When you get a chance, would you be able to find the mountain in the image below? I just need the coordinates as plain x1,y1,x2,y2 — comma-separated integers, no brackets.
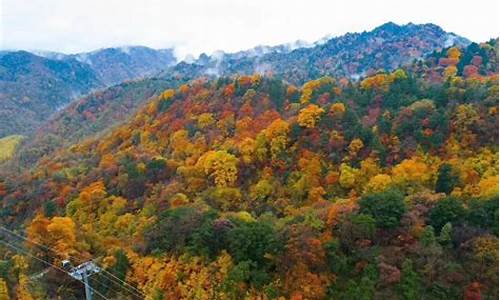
10,36,497,172
68,46,177,85
36,46,177,85
0,23,469,139
0,51,102,137
164,22,470,83
0,41,497,299
12,76,187,167
0,47,177,137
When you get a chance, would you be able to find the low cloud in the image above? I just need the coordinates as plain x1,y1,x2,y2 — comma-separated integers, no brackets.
2,0,498,57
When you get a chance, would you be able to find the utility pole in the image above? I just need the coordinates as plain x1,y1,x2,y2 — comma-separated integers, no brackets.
0,232,109,300
83,272,92,300
63,260,101,300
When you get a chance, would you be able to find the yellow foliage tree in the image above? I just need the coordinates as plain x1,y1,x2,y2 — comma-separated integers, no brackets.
129,251,234,299
46,217,77,258
299,77,334,104
250,179,274,201
170,130,195,159
339,163,358,189
264,119,290,159
444,66,458,78
99,153,116,169
391,68,408,80
360,74,391,90
27,215,77,260
159,89,175,100
348,138,364,157
197,113,215,129
329,102,346,118
15,276,32,300
365,174,393,193
447,47,461,60
199,150,238,187
0,278,8,300
456,147,498,188
298,104,324,128
211,187,242,210
360,157,380,178
392,158,431,189
238,137,256,164
300,87,314,104
477,175,499,198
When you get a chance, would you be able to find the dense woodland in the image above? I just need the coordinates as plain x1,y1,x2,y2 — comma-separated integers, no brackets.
0,40,498,299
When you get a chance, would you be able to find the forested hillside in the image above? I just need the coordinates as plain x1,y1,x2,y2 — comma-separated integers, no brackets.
10,76,188,168
0,51,102,137
0,47,176,138
5,29,485,173
0,42,497,299
0,23,469,140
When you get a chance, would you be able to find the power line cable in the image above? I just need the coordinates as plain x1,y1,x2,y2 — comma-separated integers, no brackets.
0,238,110,300
0,225,145,299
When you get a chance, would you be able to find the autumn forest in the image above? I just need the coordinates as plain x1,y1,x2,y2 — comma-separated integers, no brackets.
0,17,498,300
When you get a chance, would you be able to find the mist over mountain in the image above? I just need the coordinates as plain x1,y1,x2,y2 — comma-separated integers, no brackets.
0,22,472,139
164,22,471,83
59,46,177,85
0,46,176,137
0,51,102,137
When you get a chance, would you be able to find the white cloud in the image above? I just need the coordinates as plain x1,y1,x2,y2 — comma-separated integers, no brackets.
1,0,498,58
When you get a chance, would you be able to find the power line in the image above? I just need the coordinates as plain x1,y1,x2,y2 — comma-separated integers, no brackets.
0,225,145,298
86,272,130,299
99,268,145,298
0,225,146,299
0,238,110,300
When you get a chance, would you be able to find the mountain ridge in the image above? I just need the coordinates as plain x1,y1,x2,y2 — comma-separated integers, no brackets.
0,22,473,138
163,22,471,83
7,38,497,171
0,46,177,137
35,46,178,85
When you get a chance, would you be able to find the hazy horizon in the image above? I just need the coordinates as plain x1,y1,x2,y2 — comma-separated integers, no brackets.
2,0,499,59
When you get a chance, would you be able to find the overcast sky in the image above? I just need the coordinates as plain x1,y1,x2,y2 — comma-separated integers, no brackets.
1,0,498,59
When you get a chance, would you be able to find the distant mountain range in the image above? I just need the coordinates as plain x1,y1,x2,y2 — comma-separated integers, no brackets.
0,51,102,137
0,22,471,138
164,22,470,83
0,46,176,137
36,46,177,85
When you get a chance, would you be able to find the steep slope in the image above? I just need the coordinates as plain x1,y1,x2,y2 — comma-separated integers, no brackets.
0,47,177,138
0,23,468,139
8,37,496,172
0,51,102,137
164,22,470,83
11,76,188,167
0,42,497,299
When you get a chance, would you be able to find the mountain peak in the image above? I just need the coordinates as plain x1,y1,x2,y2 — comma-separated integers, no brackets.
375,21,401,32
372,21,446,35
